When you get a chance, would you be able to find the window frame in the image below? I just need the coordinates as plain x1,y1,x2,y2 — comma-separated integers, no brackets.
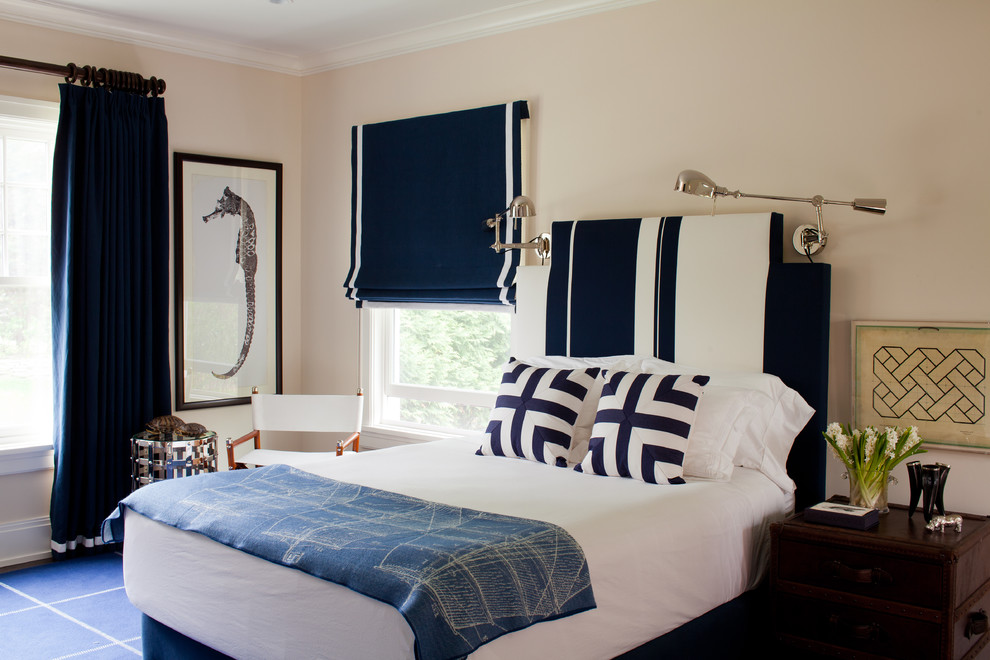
361,306,508,447
0,95,58,468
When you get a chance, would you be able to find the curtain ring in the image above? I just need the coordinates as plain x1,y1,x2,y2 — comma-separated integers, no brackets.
64,62,78,84
80,65,94,87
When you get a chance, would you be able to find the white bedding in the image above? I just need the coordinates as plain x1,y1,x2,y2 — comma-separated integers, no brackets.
122,436,792,660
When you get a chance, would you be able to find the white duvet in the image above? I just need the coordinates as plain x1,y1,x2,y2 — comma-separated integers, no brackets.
122,436,791,659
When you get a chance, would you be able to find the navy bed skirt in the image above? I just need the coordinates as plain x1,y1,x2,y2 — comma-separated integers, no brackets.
142,615,231,660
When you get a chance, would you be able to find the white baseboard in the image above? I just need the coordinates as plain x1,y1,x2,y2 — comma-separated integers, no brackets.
0,516,51,568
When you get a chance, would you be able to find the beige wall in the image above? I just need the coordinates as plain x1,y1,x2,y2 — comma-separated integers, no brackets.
301,0,990,514
0,19,303,564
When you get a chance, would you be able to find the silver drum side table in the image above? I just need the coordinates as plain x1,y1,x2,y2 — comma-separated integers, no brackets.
130,430,217,491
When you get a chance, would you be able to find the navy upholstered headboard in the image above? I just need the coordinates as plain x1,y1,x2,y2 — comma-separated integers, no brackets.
538,213,830,511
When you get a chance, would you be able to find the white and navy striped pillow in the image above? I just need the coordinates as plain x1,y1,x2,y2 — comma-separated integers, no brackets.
478,361,602,467
577,371,709,484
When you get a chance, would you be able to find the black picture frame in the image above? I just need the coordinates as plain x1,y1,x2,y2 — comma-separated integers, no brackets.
174,152,282,409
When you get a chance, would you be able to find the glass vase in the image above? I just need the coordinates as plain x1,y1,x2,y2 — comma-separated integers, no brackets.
848,471,890,514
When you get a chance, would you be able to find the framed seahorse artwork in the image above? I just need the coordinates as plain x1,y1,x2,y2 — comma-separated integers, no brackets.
853,321,989,450
174,152,282,409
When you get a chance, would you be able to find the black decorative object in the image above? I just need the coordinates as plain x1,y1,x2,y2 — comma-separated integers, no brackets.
920,464,942,523
935,463,950,516
906,461,922,517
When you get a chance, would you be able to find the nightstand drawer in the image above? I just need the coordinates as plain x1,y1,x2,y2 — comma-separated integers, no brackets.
777,592,942,659
777,537,943,608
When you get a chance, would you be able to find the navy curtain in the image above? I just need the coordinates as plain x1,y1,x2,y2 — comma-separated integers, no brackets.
344,101,528,306
49,84,171,558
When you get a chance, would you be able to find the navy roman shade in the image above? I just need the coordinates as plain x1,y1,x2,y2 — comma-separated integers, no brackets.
344,101,529,306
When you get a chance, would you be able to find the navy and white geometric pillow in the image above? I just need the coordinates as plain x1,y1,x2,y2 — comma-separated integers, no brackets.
478,361,602,467
577,371,709,484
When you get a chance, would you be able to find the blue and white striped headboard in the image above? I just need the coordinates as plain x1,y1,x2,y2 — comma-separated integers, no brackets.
527,213,830,510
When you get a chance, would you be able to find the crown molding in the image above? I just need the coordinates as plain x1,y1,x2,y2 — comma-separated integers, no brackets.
296,0,657,75
0,0,655,76
0,0,302,74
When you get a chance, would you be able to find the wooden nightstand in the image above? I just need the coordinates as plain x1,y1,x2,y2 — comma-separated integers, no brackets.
770,502,990,659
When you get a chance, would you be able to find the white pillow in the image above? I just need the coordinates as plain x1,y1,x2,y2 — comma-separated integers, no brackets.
477,361,602,467
577,371,708,484
732,386,814,492
682,386,763,481
513,355,635,370
609,356,813,491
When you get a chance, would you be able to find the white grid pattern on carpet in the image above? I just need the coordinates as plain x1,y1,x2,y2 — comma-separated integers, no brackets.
0,552,141,659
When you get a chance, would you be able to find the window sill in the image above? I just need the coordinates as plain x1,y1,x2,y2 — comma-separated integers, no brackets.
0,442,54,476
360,424,463,450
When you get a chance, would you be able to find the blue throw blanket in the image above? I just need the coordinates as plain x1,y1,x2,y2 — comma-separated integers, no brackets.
103,464,595,660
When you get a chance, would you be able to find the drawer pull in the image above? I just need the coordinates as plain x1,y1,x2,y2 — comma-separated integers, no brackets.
967,610,988,639
821,559,893,586
828,613,881,641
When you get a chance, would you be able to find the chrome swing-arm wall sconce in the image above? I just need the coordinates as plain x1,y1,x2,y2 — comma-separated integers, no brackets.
486,195,551,261
674,169,886,256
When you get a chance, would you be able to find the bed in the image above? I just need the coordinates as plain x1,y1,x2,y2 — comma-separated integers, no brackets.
113,212,831,659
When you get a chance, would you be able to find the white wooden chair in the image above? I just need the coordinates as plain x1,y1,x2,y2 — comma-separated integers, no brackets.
226,391,363,470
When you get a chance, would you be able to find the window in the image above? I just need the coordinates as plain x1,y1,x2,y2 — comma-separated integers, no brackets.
0,96,58,450
366,307,511,438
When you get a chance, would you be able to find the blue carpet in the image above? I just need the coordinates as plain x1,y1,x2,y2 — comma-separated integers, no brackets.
0,553,142,659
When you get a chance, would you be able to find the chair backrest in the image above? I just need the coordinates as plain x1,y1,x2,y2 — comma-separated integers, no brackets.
251,394,363,434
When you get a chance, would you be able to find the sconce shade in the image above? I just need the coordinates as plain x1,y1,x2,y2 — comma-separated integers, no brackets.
674,170,720,198
508,195,536,219
852,198,886,214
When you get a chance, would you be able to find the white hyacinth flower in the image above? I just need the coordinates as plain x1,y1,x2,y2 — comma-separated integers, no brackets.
884,427,898,459
904,426,921,450
864,426,878,455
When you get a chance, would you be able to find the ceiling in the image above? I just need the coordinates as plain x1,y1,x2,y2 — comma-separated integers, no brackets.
0,0,653,75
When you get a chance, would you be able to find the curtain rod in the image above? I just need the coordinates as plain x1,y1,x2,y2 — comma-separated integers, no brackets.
0,55,165,97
